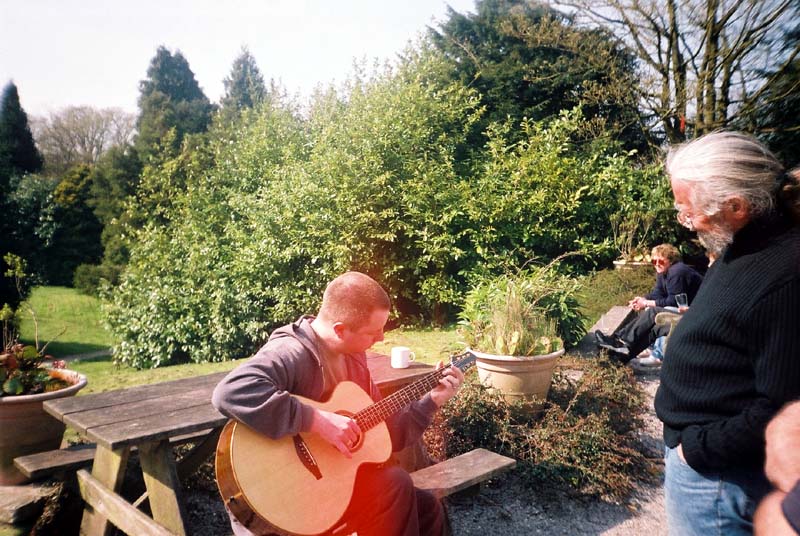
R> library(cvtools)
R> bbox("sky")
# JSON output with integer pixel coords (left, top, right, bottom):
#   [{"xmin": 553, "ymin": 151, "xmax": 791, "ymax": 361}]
[{"xmin": 1, "ymin": 0, "xmax": 476, "ymax": 118}]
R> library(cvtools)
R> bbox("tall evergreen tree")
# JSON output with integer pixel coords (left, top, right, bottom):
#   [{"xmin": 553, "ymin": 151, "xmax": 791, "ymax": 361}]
[
  {"xmin": 429, "ymin": 0, "xmax": 646, "ymax": 149},
  {"xmin": 89, "ymin": 143, "xmax": 142, "ymax": 266},
  {"xmin": 135, "ymin": 46, "xmax": 214, "ymax": 161},
  {"xmin": 221, "ymin": 47, "xmax": 267, "ymax": 112},
  {"xmin": 0, "ymin": 81, "xmax": 43, "ymax": 312},
  {"xmin": 0, "ymin": 81, "xmax": 43, "ymax": 181}
]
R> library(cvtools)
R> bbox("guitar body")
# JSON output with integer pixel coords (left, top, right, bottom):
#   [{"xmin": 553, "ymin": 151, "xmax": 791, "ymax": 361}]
[{"xmin": 216, "ymin": 381, "xmax": 392, "ymax": 536}]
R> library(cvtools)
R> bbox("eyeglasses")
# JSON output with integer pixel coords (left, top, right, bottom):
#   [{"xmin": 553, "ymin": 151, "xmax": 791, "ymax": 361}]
[
  {"xmin": 651, "ymin": 258, "xmax": 668, "ymax": 266},
  {"xmin": 674, "ymin": 203, "xmax": 695, "ymax": 231}
]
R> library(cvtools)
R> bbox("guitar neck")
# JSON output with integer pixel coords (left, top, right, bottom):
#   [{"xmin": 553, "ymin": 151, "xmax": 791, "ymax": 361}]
[{"xmin": 354, "ymin": 351, "xmax": 475, "ymax": 432}]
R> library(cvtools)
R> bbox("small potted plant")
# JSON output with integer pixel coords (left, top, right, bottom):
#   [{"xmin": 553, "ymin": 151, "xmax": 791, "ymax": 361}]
[
  {"xmin": 0, "ymin": 256, "xmax": 87, "ymax": 485},
  {"xmin": 459, "ymin": 265, "xmax": 576, "ymax": 408}
]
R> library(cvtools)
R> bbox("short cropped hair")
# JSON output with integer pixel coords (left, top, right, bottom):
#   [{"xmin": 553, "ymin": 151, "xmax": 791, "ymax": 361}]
[
  {"xmin": 318, "ymin": 272, "xmax": 391, "ymax": 326},
  {"xmin": 651, "ymin": 244, "xmax": 681, "ymax": 264}
]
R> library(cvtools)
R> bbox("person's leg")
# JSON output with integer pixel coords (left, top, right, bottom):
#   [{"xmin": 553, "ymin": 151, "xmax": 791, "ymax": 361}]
[
  {"xmin": 346, "ymin": 465, "xmax": 445, "ymax": 536},
  {"xmin": 664, "ymin": 445, "xmax": 770, "ymax": 536},
  {"xmin": 664, "ymin": 445, "xmax": 724, "ymax": 536},
  {"xmin": 719, "ymin": 463, "xmax": 772, "ymax": 535},
  {"xmin": 617, "ymin": 307, "xmax": 664, "ymax": 356},
  {"xmin": 416, "ymin": 486, "xmax": 447, "ymax": 536}
]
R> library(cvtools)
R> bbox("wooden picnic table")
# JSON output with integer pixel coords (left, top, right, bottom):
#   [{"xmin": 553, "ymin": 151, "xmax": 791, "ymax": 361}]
[{"xmin": 43, "ymin": 353, "xmax": 433, "ymax": 536}]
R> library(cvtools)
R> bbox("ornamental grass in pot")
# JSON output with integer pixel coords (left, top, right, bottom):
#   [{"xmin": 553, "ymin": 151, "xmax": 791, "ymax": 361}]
[{"xmin": 459, "ymin": 262, "xmax": 584, "ymax": 407}]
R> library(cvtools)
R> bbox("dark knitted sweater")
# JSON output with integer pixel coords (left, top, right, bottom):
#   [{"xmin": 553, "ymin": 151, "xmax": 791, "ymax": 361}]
[{"xmin": 655, "ymin": 214, "xmax": 800, "ymax": 473}]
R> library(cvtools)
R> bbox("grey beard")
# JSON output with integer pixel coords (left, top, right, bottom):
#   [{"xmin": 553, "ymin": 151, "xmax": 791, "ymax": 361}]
[{"xmin": 698, "ymin": 226, "xmax": 735, "ymax": 257}]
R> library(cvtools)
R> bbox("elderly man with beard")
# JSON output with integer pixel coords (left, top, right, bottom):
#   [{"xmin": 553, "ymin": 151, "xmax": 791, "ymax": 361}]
[{"xmin": 654, "ymin": 132, "xmax": 800, "ymax": 536}]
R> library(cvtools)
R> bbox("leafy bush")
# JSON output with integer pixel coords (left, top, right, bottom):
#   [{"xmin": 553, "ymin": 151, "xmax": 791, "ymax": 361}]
[
  {"xmin": 435, "ymin": 358, "xmax": 651, "ymax": 499},
  {"xmin": 464, "ymin": 110, "xmax": 667, "ymax": 270},
  {"xmin": 105, "ymin": 50, "xmax": 667, "ymax": 368}
]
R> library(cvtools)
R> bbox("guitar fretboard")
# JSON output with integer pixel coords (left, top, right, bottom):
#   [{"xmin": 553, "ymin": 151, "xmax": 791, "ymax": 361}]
[{"xmin": 353, "ymin": 352, "xmax": 475, "ymax": 431}]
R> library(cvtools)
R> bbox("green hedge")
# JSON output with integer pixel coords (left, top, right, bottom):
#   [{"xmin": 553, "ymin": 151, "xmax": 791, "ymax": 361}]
[{"xmin": 105, "ymin": 52, "xmax": 668, "ymax": 368}]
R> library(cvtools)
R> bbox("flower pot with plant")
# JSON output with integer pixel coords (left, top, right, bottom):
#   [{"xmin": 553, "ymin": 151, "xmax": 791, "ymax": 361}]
[
  {"xmin": 0, "ymin": 255, "xmax": 87, "ymax": 485},
  {"xmin": 459, "ymin": 266, "xmax": 573, "ymax": 408}
]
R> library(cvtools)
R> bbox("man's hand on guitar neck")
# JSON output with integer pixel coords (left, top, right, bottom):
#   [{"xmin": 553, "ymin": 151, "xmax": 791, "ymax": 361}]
[
  {"xmin": 309, "ymin": 408, "xmax": 362, "ymax": 458},
  {"xmin": 429, "ymin": 361, "xmax": 464, "ymax": 408}
]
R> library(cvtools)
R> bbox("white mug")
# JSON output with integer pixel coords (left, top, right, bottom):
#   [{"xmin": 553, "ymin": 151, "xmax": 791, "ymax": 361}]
[{"xmin": 391, "ymin": 346, "xmax": 416, "ymax": 369}]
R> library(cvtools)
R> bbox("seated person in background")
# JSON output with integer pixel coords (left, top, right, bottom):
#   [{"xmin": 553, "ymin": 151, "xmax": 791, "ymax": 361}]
[
  {"xmin": 212, "ymin": 271, "xmax": 464, "ymax": 536},
  {"xmin": 595, "ymin": 243, "xmax": 703, "ymax": 363},
  {"xmin": 632, "ymin": 248, "xmax": 718, "ymax": 369},
  {"xmin": 754, "ymin": 400, "xmax": 800, "ymax": 535}
]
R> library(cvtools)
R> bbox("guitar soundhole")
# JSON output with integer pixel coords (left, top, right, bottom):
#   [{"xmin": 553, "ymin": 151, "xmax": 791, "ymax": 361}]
[{"xmin": 336, "ymin": 410, "xmax": 363, "ymax": 451}]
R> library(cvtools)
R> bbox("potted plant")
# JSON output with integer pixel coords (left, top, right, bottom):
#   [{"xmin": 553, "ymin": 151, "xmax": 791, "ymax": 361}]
[
  {"xmin": 0, "ymin": 256, "xmax": 87, "ymax": 485},
  {"xmin": 611, "ymin": 211, "xmax": 655, "ymax": 269},
  {"xmin": 459, "ymin": 266, "xmax": 573, "ymax": 408}
]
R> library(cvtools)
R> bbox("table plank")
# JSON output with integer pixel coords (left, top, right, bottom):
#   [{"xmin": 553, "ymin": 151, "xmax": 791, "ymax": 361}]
[
  {"xmin": 87, "ymin": 403, "xmax": 227, "ymax": 450},
  {"xmin": 59, "ymin": 386, "xmax": 222, "ymax": 436},
  {"xmin": 45, "ymin": 372, "xmax": 228, "ymax": 421},
  {"xmin": 366, "ymin": 352, "xmax": 434, "ymax": 394}
]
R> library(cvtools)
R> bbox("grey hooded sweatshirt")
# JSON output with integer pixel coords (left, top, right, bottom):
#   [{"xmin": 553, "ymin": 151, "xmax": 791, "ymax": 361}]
[{"xmin": 211, "ymin": 316, "xmax": 438, "ymax": 452}]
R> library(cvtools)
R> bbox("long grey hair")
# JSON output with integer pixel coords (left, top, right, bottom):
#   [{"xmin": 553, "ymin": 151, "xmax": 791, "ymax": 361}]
[{"xmin": 666, "ymin": 131, "xmax": 799, "ymax": 221}]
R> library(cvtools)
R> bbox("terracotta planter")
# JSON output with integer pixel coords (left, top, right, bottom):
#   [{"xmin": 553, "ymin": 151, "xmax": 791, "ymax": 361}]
[
  {"xmin": 472, "ymin": 348, "xmax": 564, "ymax": 407},
  {"xmin": 0, "ymin": 369, "xmax": 87, "ymax": 485}
]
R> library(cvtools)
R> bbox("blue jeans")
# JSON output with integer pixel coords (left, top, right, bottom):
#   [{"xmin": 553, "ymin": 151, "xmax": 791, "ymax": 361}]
[{"xmin": 664, "ymin": 445, "xmax": 771, "ymax": 536}]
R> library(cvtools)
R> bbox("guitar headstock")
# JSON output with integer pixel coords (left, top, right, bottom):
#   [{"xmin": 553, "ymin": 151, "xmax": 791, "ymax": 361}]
[{"xmin": 448, "ymin": 350, "xmax": 477, "ymax": 372}]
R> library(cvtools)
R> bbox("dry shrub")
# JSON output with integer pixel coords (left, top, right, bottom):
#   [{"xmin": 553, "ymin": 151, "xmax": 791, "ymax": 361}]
[{"xmin": 430, "ymin": 356, "xmax": 653, "ymax": 500}]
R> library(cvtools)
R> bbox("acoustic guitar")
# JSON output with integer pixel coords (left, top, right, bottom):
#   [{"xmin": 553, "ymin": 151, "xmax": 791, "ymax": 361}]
[{"xmin": 215, "ymin": 351, "xmax": 476, "ymax": 536}]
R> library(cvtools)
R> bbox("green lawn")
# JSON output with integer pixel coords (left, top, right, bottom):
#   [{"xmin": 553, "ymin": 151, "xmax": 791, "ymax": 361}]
[{"xmin": 17, "ymin": 286, "xmax": 115, "ymax": 357}]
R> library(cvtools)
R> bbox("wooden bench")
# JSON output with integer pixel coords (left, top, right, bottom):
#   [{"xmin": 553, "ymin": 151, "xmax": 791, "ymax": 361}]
[
  {"xmin": 14, "ymin": 429, "xmax": 215, "ymax": 481},
  {"xmin": 411, "ymin": 448, "xmax": 516, "ymax": 498}
]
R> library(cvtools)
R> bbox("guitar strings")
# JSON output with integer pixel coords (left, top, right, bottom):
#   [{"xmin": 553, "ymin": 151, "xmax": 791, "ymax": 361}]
[{"xmin": 354, "ymin": 353, "xmax": 474, "ymax": 431}]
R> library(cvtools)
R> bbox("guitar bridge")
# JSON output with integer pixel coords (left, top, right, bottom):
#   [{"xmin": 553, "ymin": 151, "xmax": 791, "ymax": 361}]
[{"xmin": 293, "ymin": 435, "xmax": 322, "ymax": 480}]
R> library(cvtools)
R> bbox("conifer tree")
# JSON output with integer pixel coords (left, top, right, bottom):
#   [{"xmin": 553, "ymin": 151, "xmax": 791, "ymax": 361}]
[
  {"xmin": 135, "ymin": 46, "xmax": 214, "ymax": 161},
  {"xmin": 0, "ymin": 81, "xmax": 42, "ymax": 312},
  {"xmin": 0, "ymin": 81, "xmax": 43, "ymax": 184},
  {"xmin": 221, "ymin": 46, "xmax": 267, "ymax": 112}
]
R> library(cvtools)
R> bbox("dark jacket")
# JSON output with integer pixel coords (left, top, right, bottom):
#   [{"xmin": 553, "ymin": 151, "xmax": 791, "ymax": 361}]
[
  {"xmin": 645, "ymin": 261, "xmax": 704, "ymax": 308},
  {"xmin": 655, "ymin": 215, "xmax": 800, "ymax": 472}
]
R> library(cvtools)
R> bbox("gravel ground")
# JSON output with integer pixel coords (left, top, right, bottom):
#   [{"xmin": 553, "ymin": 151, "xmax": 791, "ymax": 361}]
[{"xmin": 182, "ymin": 370, "xmax": 667, "ymax": 536}]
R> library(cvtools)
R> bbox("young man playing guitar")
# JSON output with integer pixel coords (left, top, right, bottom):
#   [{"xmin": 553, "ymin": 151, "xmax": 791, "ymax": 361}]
[{"xmin": 212, "ymin": 271, "xmax": 464, "ymax": 536}]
